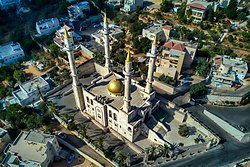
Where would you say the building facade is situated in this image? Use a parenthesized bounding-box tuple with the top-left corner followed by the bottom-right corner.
(68, 1, 90, 21)
(1, 131, 61, 167)
(186, 1, 212, 22)
(53, 25, 82, 49)
(142, 23, 172, 42)
(0, 0, 16, 10)
(156, 39, 197, 79)
(12, 76, 50, 105)
(36, 18, 60, 35)
(0, 128, 11, 153)
(212, 56, 248, 87)
(0, 42, 25, 67)
(120, 0, 144, 13)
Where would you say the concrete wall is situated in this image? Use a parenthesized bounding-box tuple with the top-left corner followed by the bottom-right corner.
(203, 110, 246, 142)
(207, 94, 242, 106)
(57, 138, 104, 167)
(186, 113, 217, 139)
(80, 45, 93, 58)
(153, 79, 176, 95)
(142, 123, 166, 146)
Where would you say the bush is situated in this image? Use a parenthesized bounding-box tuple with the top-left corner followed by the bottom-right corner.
(227, 35, 234, 43)
(178, 124, 189, 137)
(67, 122, 76, 131)
(190, 83, 207, 99)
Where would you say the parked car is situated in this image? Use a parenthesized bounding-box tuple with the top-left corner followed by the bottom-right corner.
(67, 153, 75, 164)
(57, 132, 67, 139)
(238, 125, 246, 132)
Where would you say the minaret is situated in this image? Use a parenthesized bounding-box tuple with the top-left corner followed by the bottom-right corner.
(145, 36, 157, 96)
(64, 28, 85, 111)
(123, 49, 133, 113)
(103, 13, 111, 73)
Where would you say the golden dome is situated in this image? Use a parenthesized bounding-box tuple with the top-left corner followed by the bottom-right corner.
(107, 79, 124, 96)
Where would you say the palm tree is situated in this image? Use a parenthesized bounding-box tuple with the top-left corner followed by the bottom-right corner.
(62, 113, 70, 122)
(146, 144, 157, 160)
(48, 102, 57, 114)
(78, 124, 88, 138)
(116, 151, 127, 166)
(94, 136, 105, 151)
(159, 144, 169, 158)
(36, 85, 46, 103)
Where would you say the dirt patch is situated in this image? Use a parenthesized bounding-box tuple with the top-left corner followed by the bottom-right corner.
(23, 65, 44, 78)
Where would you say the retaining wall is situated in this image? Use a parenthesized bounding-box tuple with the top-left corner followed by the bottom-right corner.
(203, 110, 248, 142)
(153, 79, 175, 95)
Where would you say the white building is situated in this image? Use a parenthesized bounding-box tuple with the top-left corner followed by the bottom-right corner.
(212, 56, 248, 87)
(0, 0, 16, 10)
(1, 130, 61, 167)
(53, 25, 82, 49)
(120, 0, 144, 13)
(0, 42, 25, 67)
(12, 76, 50, 105)
(68, 1, 90, 21)
(0, 128, 11, 153)
(36, 18, 60, 35)
(108, 0, 123, 6)
(186, 1, 213, 22)
(142, 23, 172, 42)
(91, 24, 124, 45)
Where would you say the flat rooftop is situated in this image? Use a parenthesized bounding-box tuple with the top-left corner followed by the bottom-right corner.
(7, 131, 55, 163)
(143, 24, 162, 34)
(87, 74, 149, 111)
(20, 76, 49, 94)
(0, 42, 23, 59)
(0, 128, 7, 138)
(222, 57, 248, 70)
(36, 18, 58, 26)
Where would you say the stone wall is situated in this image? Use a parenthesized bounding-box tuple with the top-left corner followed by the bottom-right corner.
(207, 94, 242, 106)
(153, 79, 176, 95)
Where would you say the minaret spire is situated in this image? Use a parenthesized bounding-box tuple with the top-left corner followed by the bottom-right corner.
(103, 12, 111, 73)
(123, 49, 133, 112)
(145, 36, 157, 96)
(64, 28, 85, 111)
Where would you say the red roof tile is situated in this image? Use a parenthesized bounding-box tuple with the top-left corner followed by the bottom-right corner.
(187, 3, 206, 10)
(164, 41, 174, 48)
(163, 25, 172, 30)
(172, 43, 186, 51)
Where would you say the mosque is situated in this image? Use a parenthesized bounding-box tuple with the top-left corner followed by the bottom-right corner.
(64, 14, 164, 143)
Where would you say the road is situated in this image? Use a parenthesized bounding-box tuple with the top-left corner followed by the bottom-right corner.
(59, 126, 115, 167)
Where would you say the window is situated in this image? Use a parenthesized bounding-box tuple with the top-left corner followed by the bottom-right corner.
(98, 114, 101, 119)
(128, 127, 131, 132)
(113, 113, 117, 121)
(87, 97, 89, 103)
(109, 110, 112, 117)
(91, 99, 93, 105)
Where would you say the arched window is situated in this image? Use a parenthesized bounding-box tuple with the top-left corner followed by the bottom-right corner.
(113, 113, 117, 121)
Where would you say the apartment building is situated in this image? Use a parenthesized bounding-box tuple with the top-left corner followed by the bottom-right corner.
(36, 18, 60, 35)
(68, 1, 90, 21)
(1, 130, 61, 167)
(12, 76, 50, 105)
(186, 1, 213, 22)
(212, 56, 248, 87)
(142, 23, 172, 42)
(120, 0, 144, 13)
(0, 42, 25, 67)
(156, 39, 197, 79)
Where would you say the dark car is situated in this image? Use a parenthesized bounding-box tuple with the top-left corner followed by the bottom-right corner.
(57, 132, 67, 139)
(67, 153, 75, 164)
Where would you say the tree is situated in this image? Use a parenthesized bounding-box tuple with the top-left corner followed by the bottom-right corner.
(146, 144, 157, 160)
(208, 7, 214, 22)
(190, 83, 207, 99)
(226, 0, 237, 19)
(94, 136, 105, 150)
(186, 8, 192, 18)
(93, 51, 104, 64)
(160, 0, 174, 13)
(0, 87, 6, 98)
(49, 44, 63, 58)
(195, 60, 211, 77)
(178, 124, 189, 137)
(13, 70, 26, 83)
(227, 35, 234, 43)
(67, 122, 76, 131)
(78, 124, 88, 138)
(116, 151, 127, 165)
(159, 144, 170, 157)
(237, 12, 246, 21)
